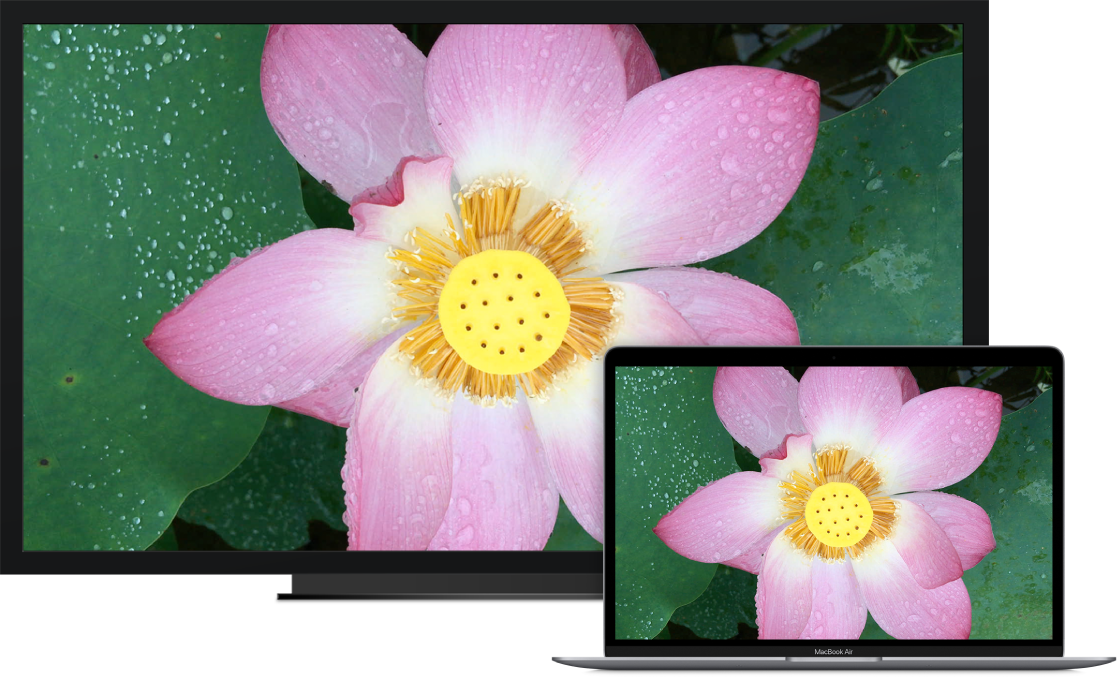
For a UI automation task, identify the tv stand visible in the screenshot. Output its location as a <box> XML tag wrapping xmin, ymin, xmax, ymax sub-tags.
<box><xmin>279</xmin><ymin>573</ymin><xmax>602</xmax><ymax>599</ymax></box>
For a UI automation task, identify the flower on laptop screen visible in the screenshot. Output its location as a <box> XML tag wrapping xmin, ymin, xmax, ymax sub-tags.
<box><xmin>655</xmin><ymin>367</ymin><xmax>1000</xmax><ymax>639</ymax></box>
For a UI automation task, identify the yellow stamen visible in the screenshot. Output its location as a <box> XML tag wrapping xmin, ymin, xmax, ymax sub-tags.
<box><xmin>778</xmin><ymin>445</ymin><xmax>896</xmax><ymax>562</ymax></box>
<box><xmin>389</xmin><ymin>177</ymin><xmax>617</xmax><ymax>402</ymax></box>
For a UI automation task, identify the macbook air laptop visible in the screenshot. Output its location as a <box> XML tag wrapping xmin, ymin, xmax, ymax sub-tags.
<box><xmin>556</xmin><ymin>346</ymin><xmax>1112</xmax><ymax>670</ymax></box>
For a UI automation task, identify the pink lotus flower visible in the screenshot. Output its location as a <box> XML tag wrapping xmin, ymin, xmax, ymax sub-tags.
<box><xmin>655</xmin><ymin>367</ymin><xmax>1000</xmax><ymax>639</ymax></box>
<box><xmin>144</xmin><ymin>25</ymin><xmax>819</xmax><ymax>550</ymax></box>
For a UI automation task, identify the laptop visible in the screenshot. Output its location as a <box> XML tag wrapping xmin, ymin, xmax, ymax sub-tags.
<box><xmin>555</xmin><ymin>346</ymin><xmax>1113</xmax><ymax>670</ymax></box>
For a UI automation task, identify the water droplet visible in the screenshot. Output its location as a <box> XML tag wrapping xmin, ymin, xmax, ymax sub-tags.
<box><xmin>165</xmin><ymin>269</ymin><xmax>176</xmax><ymax>281</ymax></box>
<box><xmin>866</xmin><ymin>177</ymin><xmax>884</xmax><ymax>192</ymax></box>
<box><xmin>221</xmin><ymin>206</ymin><xmax>233</xmax><ymax>220</ymax></box>
<box><xmin>767</xmin><ymin>106</ymin><xmax>790</xmax><ymax>123</ymax></box>
<box><xmin>163</xmin><ymin>132</ymin><xmax>172</xmax><ymax>146</ymax></box>
<box><xmin>719</xmin><ymin>152</ymin><xmax>742</xmax><ymax>175</ymax></box>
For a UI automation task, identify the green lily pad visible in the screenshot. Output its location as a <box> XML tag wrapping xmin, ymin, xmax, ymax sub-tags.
<box><xmin>939</xmin><ymin>389</ymin><xmax>1054</xmax><ymax>639</ymax></box>
<box><xmin>614</xmin><ymin>366</ymin><xmax>740</xmax><ymax>639</ymax></box>
<box><xmin>670</xmin><ymin>564</ymin><xmax>758</xmax><ymax>638</ymax></box>
<box><xmin>705</xmin><ymin>54</ymin><xmax>963</xmax><ymax>344</ymax></box>
<box><xmin>176</xmin><ymin>404</ymin><xmax>605</xmax><ymax>551</ymax></box>
<box><xmin>177</xmin><ymin>408</ymin><xmax>348</xmax><ymax>550</ymax></box>
<box><xmin>23</xmin><ymin>24</ymin><xmax>314</xmax><ymax>550</ymax></box>
<box><xmin>545</xmin><ymin>499</ymin><xmax>603</xmax><ymax>551</ymax></box>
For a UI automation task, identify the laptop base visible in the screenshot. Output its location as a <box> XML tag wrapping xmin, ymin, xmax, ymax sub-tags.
<box><xmin>552</xmin><ymin>656</ymin><xmax>1115</xmax><ymax>670</ymax></box>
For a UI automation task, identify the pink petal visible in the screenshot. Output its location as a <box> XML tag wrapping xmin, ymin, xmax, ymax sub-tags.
<box><xmin>527</xmin><ymin>362</ymin><xmax>606</xmax><ymax>543</ymax></box>
<box><xmin>887</xmin><ymin>499</ymin><xmax>963</xmax><ymax>589</ymax></box>
<box><xmin>342</xmin><ymin>341</ymin><xmax>453</xmax><ymax>550</ymax></box>
<box><xmin>653</xmin><ymin>472</ymin><xmax>785</xmax><ymax>563</ymax></box>
<box><xmin>606</xmin><ymin>267</ymin><xmax>799</xmax><ymax>346</ymax></box>
<box><xmin>261</xmin><ymin>25</ymin><xmax>439</xmax><ymax>204</ymax></box>
<box><xmin>609</xmin><ymin>25</ymin><xmax>661</xmax><ymax>97</ymax></box>
<box><xmin>349</xmin><ymin>155</ymin><xmax>460</xmax><ymax>246</ymax></box>
<box><xmin>427</xmin><ymin>396</ymin><xmax>559</xmax><ymax>550</ymax></box>
<box><xmin>528</xmin><ymin>281</ymin><xmax>702</xmax><ymax>543</ymax></box>
<box><xmin>901</xmin><ymin>492</ymin><xmax>995</xmax><ymax>570</ymax></box>
<box><xmin>721</xmin><ymin>523</ymin><xmax>789</xmax><ymax>574</ymax></box>
<box><xmin>897</xmin><ymin>367</ymin><xmax>921</xmax><ymax>403</ymax></box>
<box><xmin>799</xmin><ymin>558</ymin><xmax>868</xmax><ymax>639</ymax></box>
<box><xmin>606</xmin><ymin>280</ymin><xmax>705</xmax><ymax>346</ymax></box>
<box><xmin>756</xmin><ymin>531</ymin><xmax>814</xmax><ymax>639</ymax></box>
<box><xmin>713</xmin><ymin>367</ymin><xmax>805</xmax><ymax>458</ymax></box>
<box><xmin>852</xmin><ymin>540</ymin><xmax>972</xmax><ymax>639</ymax></box>
<box><xmin>276</xmin><ymin>325</ymin><xmax>410</xmax><ymax>427</ymax></box>
<box><xmin>424</xmin><ymin>25</ymin><xmax>626</xmax><ymax>201</ymax></box>
<box><xmin>872</xmin><ymin>387</ymin><xmax>1002</xmax><ymax>494</ymax></box>
<box><xmin>798</xmin><ymin>366</ymin><xmax>903</xmax><ymax>457</ymax></box>
<box><xmin>758</xmin><ymin>433</ymin><xmax>817</xmax><ymax>480</ymax></box>
<box><xmin>566</xmin><ymin>66</ymin><xmax>820</xmax><ymax>275</ymax></box>
<box><xmin>144</xmin><ymin>229</ymin><xmax>395</xmax><ymax>408</ymax></box>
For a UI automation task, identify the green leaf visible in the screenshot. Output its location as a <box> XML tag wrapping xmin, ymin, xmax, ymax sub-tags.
<box><xmin>860</xmin><ymin>611</ymin><xmax>893</xmax><ymax>640</ymax></box>
<box><xmin>704</xmin><ymin>54</ymin><xmax>964</xmax><ymax>344</ymax></box>
<box><xmin>23</xmin><ymin>24</ymin><xmax>315</xmax><ymax>550</ymax></box>
<box><xmin>614</xmin><ymin>366</ymin><xmax>740</xmax><ymax>639</ymax></box>
<box><xmin>544</xmin><ymin>499</ymin><xmax>603</xmax><ymax>551</ymax></box>
<box><xmin>146</xmin><ymin>524</ymin><xmax>178</xmax><ymax>551</ymax></box>
<box><xmin>177</xmin><ymin>408</ymin><xmax>348</xmax><ymax>550</ymax></box>
<box><xmin>939</xmin><ymin>389</ymin><xmax>1054</xmax><ymax>639</ymax></box>
<box><xmin>670</xmin><ymin>564</ymin><xmax>758</xmax><ymax>638</ymax></box>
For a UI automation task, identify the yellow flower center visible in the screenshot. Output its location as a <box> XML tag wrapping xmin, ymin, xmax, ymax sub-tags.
<box><xmin>803</xmin><ymin>481</ymin><xmax>873</xmax><ymax>548</ymax></box>
<box><xmin>387</xmin><ymin>177</ymin><xmax>619</xmax><ymax>403</ymax></box>
<box><xmin>437</xmin><ymin>249</ymin><xmax>571</xmax><ymax>375</ymax></box>
<box><xmin>778</xmin><ymin>444</ymin><xmax>896</xmax><ymax>561</ymax></box>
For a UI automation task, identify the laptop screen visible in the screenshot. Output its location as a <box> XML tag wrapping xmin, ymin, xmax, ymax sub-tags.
<box><xmin>606</xmin><ymin>348</ymin><xmax>1060</xmax><ymax>650</ymax></box>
